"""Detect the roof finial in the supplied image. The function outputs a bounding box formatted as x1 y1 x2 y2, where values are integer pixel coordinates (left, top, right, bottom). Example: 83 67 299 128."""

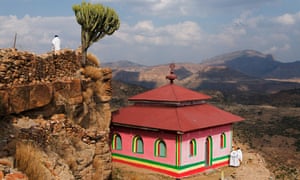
166 63 177 84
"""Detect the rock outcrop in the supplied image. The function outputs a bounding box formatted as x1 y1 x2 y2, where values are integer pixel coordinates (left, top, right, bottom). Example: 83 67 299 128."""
0 48 112 180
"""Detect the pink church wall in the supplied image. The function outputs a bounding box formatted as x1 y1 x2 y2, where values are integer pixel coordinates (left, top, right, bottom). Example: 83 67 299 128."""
112 124 232 167
111 127 178 166
181 124 232 166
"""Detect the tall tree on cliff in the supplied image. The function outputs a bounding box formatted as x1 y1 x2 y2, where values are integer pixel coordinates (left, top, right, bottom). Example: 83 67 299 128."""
72 1 120 66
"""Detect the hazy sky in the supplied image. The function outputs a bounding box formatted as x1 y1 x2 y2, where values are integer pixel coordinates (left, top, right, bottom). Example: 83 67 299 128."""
0 0 299 65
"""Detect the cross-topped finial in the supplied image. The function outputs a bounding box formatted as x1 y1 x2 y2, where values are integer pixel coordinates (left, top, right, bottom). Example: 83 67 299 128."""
170 63 175 72
166 63 177 84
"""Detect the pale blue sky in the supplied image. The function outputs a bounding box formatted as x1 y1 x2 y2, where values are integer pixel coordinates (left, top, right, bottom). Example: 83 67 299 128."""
0 0 300 65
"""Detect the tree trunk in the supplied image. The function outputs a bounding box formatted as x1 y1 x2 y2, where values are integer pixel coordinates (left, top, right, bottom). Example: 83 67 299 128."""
81 29 87 66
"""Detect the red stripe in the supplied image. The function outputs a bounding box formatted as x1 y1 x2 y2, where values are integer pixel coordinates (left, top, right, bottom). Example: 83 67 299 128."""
180 160 229 177
113 158 229 178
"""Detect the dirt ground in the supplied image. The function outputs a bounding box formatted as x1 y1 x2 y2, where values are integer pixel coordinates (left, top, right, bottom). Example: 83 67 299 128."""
112 142 274 180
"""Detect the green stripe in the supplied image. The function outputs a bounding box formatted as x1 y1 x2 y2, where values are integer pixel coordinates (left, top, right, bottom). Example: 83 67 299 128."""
113 153 177 170
179 160 205 169
113 153 229 171
214 155 230 162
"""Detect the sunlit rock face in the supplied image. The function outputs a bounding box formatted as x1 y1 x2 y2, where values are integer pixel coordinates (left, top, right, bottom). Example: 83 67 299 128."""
0 48 112 180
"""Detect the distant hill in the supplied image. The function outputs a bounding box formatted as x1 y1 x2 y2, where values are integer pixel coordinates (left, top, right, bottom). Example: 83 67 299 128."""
266 61 300 79
105 50 300 95
102 60 145 69
202 50 270 65
203 50 300 79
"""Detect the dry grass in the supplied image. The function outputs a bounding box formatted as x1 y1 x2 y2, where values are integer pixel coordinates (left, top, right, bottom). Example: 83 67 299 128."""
15 141 51 180
82 66 102 80
87 52 100 67
83 87 94 102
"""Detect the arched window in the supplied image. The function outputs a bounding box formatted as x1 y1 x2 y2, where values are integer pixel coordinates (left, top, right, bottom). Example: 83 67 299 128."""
189 139 197 156
132 136 144 153
154 139 167 157
112 133 122 150
220 133 226 148
205 136 213 166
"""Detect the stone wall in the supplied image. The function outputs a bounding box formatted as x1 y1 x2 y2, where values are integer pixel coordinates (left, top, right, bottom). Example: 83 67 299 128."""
0 48 112 180
0 48 81 88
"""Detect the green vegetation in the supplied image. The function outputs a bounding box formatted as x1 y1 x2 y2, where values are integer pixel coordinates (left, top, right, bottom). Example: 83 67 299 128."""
72 1 120 66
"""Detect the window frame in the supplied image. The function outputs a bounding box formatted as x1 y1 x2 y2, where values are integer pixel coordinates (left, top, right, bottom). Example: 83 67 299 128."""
112 133 122 150
154 139 167 157
220 132 227 149
189 139 197 157
132 135 144 154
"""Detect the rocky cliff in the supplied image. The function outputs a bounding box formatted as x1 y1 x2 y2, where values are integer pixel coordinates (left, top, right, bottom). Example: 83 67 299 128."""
0 48 112 180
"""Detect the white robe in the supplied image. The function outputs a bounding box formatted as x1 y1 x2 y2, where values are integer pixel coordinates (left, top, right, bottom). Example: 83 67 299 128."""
230 150 240 167
237 149 243 162
52 37 61 51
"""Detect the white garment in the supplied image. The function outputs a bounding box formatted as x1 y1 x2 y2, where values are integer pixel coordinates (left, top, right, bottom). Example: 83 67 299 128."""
237 149 243 162
229 150 240 167
52 37 61 51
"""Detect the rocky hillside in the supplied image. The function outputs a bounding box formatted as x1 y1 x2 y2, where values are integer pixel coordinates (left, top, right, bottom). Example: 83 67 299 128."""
0 48 112 180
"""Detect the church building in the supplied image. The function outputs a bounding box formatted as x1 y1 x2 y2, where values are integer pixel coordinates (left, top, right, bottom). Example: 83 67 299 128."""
110 64 244 178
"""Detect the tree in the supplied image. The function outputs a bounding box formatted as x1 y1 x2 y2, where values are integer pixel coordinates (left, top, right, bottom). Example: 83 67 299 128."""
72 1 120 66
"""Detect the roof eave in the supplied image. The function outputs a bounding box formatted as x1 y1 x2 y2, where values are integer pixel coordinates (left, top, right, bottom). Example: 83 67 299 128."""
111 120 243 134
129 100 209 106
111 123 160 132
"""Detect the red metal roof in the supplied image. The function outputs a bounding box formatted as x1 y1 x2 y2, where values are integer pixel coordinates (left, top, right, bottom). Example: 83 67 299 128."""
129 84 211 102
112 103 244 133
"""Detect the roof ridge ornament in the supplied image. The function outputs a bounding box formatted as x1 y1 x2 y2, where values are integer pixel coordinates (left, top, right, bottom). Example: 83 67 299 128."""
166 63 177 84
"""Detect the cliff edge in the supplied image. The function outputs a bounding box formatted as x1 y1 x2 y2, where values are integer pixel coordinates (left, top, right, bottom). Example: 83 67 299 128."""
0 48 112 180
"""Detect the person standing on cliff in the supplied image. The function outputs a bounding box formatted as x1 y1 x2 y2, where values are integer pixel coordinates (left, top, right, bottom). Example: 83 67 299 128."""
51 35 61 54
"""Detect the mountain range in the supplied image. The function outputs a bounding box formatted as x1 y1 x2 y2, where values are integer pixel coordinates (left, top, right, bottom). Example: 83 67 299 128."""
103 50 300 96
202 50 300 79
